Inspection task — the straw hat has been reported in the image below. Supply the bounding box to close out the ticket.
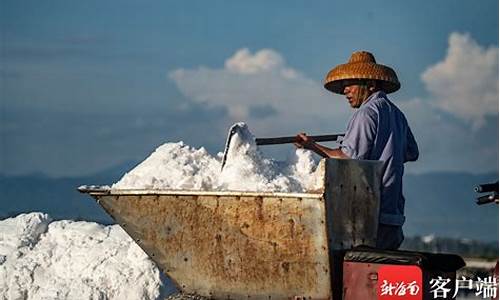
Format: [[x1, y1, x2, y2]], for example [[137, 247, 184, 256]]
[[324, 51, 400, 94]]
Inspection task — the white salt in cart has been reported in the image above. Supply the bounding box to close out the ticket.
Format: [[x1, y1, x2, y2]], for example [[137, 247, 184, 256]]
[[79, 158, 382, 299]]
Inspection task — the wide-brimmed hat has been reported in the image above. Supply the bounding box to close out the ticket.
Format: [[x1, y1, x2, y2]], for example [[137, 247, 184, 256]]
[[324, 51, 400, 94]]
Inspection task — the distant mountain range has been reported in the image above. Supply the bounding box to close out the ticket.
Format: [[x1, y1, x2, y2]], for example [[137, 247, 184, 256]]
[[1, 161, 498, 244]]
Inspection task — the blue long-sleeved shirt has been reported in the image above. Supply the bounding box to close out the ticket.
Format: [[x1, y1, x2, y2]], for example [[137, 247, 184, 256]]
[[340, 91, 419, 226]]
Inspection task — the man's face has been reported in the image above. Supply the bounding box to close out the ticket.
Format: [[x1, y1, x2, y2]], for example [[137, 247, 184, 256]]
[[342, 80, 370, 108]]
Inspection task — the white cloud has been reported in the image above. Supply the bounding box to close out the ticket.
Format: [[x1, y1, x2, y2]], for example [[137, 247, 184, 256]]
[[169, 48, 351, 137], [226, 48, 278, 73], [421, 32, 498, 129], [405, 32, 499, 173]]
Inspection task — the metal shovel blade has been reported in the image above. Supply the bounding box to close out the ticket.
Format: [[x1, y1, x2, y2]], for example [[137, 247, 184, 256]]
[[220, 123, 246, 171]]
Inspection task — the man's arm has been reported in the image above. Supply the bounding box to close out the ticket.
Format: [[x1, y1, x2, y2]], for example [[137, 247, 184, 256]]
[[405, 127, 419, 162], [295, 133, 350, 159], [295, 108, 377, 159]]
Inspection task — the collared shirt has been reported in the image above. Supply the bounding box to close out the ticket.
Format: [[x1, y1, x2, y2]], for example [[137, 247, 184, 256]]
[[340, 91, 419, 226]]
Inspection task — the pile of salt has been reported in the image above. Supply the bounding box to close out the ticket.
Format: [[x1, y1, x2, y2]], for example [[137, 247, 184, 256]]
[[113, 123, 323, 192], [0, 213, 173, 299]]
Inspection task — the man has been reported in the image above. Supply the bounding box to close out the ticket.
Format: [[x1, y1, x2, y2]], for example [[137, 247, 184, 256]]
[[295, 51, 419, 250]]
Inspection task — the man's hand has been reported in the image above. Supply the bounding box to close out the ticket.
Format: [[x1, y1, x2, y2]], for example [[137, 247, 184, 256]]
[[294, 133, 316, 150], [294, 132, 350, 159]]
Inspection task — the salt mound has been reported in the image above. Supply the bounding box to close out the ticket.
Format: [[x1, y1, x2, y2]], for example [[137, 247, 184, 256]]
[[112, 142, 221, 190], [113, 123, 323, 192], [0, 213, 173, 300]]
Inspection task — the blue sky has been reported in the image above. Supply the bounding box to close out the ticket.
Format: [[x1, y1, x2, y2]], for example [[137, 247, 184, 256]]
[[1, 0, 498, 177]]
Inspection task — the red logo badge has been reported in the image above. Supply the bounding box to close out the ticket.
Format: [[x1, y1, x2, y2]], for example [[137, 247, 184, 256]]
[[378, 265, 423, 300]]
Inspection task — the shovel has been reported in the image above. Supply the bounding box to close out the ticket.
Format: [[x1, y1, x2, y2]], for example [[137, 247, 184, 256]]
[[220, 123, 344, 170]]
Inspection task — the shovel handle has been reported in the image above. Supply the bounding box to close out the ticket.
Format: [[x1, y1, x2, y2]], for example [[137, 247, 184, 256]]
[[255, 134, 344, 146]]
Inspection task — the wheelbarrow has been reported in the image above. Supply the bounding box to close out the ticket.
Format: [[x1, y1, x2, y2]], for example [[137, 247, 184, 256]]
[[79, 158, 383, 300]]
